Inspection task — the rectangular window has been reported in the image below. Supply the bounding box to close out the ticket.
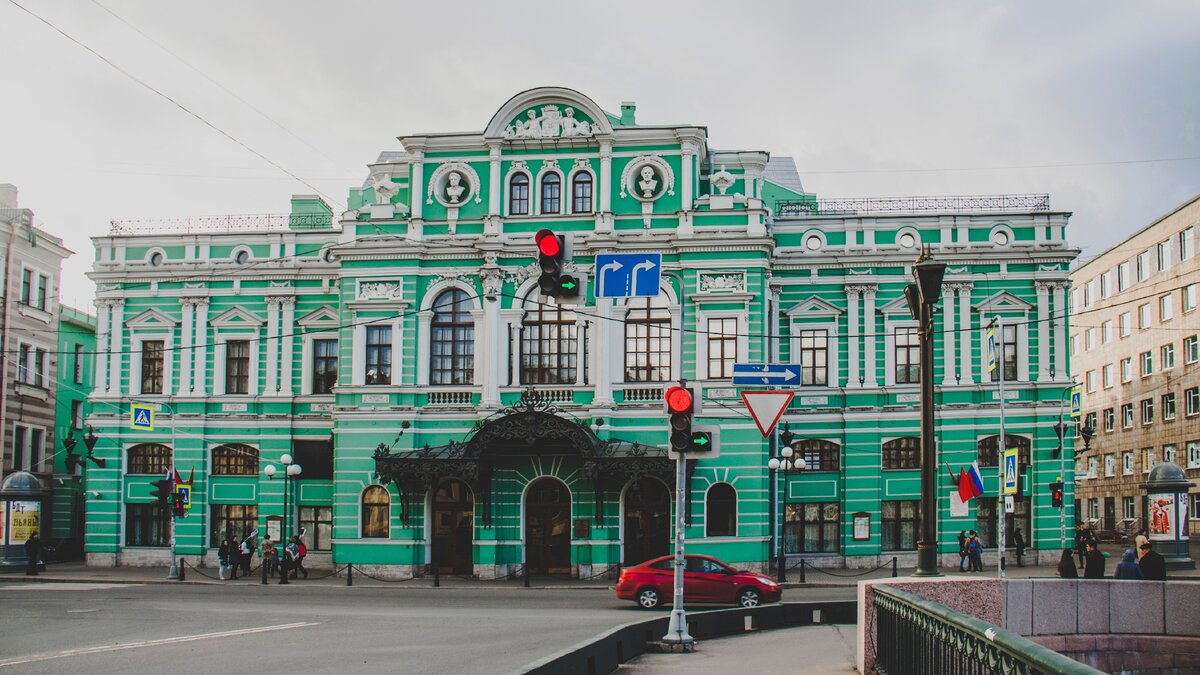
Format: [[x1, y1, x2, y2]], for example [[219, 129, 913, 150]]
[[300, 506, 333, 551], [140, 340, 164, 394], [1084, 328, 1095, 350], [312, 339, 338, 394], [1182, 226, 1196, 261], [33, 348, 46, 387], [74, 343, 84, 384], [894, 326, 920, 384], [364, 326, 392, 385], [1187, 336, 1200, 364], [1123, 497, 1136, 520], [1141, 398, 1154, 425], [1184, 284, 1198, 313], [29, 428, 44, 472], [571, 174, 593, 213], [13, 425, 27, 471], [125, 503, 170, 547], [1101, 320, 1112, 344], [71, 400, 84, 430], [1104, 454, 1115, 477], [1143, 448, 1156, 473], [1186, 387, 1200, 417], [1085, 412, 1098, 436], [1122, 403, 1134, 429], [798, 329, 828, 386], [623, 299, 671, 383], [1163, 344, 1176, 370], [1123, 451, 1134, 475], [1137, 250, 1150, 281], [1157, 240, 1171, 271], [881, 500, 919, 551], [1088, 499, 1099, 520], [36, 275, 47, 310], [1140, 351, 1153, 377], [1070, 334, 1079, 356], [20, 269, 31, 305], [1102, 364, 1113, 389], [1088, 457, 1098, 479], [784, 502, 840, 554], [1138, 303, 1151, 330], [1119, 312, 1131, 337], [224, 340, 250, 394], [17, 344, 29, 383], [1163, 393, 1177, 421], [1165, 444, 1178, 465], [209, 504, 258, 547], [989, 324, 1019, 382], [1117, 261, 1130, 291], [706, 317, 739, 379], [1161, 294, 1174, 322], [1085, 370, 1096, 393], [1104, 408, 1115, 432], [1189, 441, 1200, 469], [1120, 357, 1132, 383], [1099, 271, 1111, 298]]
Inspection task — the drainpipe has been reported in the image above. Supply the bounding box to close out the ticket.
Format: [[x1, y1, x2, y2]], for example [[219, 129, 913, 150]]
[[0, 220, 19, 484]]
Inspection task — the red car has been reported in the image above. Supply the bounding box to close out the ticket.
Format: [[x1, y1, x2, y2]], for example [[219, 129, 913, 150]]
[[616, 554, 782, 609]]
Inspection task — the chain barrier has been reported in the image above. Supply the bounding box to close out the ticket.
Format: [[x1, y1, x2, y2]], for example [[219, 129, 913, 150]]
[[450, 564, 525, 582], [296, 564, 347, 581], [181, 559, 262, 580], [791, 558, 897, 578], [576, 565, 619, 581], [346, 564, 428, 584]]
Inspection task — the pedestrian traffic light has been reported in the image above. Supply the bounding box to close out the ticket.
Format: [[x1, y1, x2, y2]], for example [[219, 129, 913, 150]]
[[150, 478, 173, 511], [172, 492, 186, 518], [665, 385, 709, 452], [1050, 480, 1064, 508], [535, 229, 578, 298]]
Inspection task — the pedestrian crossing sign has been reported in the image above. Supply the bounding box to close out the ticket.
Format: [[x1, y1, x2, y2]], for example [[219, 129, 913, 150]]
[[130, 404, 155, 431], [986, 326, 997, 374], [1003, 448, 1019, 496]]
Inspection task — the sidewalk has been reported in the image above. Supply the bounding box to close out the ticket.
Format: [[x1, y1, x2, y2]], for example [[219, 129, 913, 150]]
[[618, 623, 857, 674]]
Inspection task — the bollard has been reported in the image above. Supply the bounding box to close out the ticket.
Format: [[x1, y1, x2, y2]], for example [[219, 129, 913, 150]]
[[799, 559, 806, 584], [346, 563, 353, 587], [523, 564, 530, 588], [261, 557, 268, 584], [178, 560, 186, 581], [891, 556, 898, 577], [433, 566, 440, 588]]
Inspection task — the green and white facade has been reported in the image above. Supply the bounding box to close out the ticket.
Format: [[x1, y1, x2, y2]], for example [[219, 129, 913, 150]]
[[84, 87, 1079, 574]]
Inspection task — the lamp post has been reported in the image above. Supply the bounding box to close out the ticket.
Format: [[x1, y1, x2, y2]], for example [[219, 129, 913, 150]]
[[264, 454, 301, 585], [907, 248, 947, 577], [769, 423, 806, 582]]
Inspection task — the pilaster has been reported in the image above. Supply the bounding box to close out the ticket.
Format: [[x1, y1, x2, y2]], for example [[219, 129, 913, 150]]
[[1035, 281, 1053, 381], [279, 297, 295, 396], [845, 286, 862, 386], [862, 286, 878, 388], [179, 299, 195, 394], [193, 299, 209, 396], [957, 284, 974, 384], [265, 297, 281, 395], [941, 283, 958, 385]]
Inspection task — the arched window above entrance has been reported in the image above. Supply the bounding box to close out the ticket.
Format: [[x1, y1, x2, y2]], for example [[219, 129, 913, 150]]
[[624, 294, 672, 383], [212, 444, 258, 475], [706, 483, 737, 537], [520, 292, 578, 385], [977, 434, 1031, 467], [361, 485, 390, 538], [127, 443, 170, 475], [430, 289, 475, 386]]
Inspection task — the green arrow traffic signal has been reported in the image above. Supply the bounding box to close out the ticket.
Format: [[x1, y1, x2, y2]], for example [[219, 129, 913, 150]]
[[690, 432, 712, 450], [559, 275, 579, 296]]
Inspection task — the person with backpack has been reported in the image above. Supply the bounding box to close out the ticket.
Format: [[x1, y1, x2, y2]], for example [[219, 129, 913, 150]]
[[280, 537, 299, 584], [290, 536, 308, 579], [261, 536, 278, 578], [239, 535, 254, 576], [967, 531, 984, 572]]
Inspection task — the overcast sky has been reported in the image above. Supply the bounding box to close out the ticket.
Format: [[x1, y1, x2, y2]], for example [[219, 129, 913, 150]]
[[2, 1, 1198, 311]]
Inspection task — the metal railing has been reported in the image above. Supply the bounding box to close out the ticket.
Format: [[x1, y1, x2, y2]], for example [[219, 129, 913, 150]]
[[776, 193, 1051, 217], [872, 585, 1102, 675], [109, 212, 332, 234]]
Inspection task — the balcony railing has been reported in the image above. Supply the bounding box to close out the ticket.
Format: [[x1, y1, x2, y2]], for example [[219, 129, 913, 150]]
[[109, 213, 332, 235], [776, 193, 1051, 217], [872, 585, 1100, 675]]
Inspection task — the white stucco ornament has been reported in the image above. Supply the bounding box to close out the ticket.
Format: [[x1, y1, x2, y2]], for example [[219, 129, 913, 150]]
[[371, 173, 399, 205], [358, 281, 403, 300], [710, 165, 736, 196], [620, 154, 675, 202], [427, 162, 482, 207], [504, 104, 596, 139]]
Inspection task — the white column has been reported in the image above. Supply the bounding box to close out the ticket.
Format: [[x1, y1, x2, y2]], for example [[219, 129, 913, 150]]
[[846, 287, 861, 387], [280, 297, 295, 396], [415, 310, 434, 387], [1035, 282, 1051, 381], [480, 271, 503, 407], [679, 142, 695, 211], [508, 316, 522, 386], [108, 300, 125, 396], [487, 142, 502, 216], [593, 298, 614, 406], [265, 298, 280, 395], [599, 142, 613, 212], [410, 151, 424, 220], [95, 300, 111, 394], [1054, 283, 1069, 381], [863, 288, 878, 388], [958, 285, 974, 384], [942, 284, 957, 386], [575, 318, 588, 386], [163, 325, 175, 398], [193, 299, 209, 395], [179, 299, 194, 395]]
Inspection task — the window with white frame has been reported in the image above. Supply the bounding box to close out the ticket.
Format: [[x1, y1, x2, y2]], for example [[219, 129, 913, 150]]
[[11, 424, 45, 473], [1123, 496, 1136, 520], [521, 294, 577, 384], [1165, 444, 1178, 465], [1087, 457, 1098, 479], [571, 171, 593, 213], [1104, 454, 1115, 477], [798, 329, 829, 386], [1164, 392, 1177, 421], [1142, 448, 1156, 472], [20, 269, 31, 305], [1140, 351, 1153, 377], [429, 289, 474, 386], [1138, 303, 1151, 329], [1089, 498, 1099, 519], [1070, 334, 1079, 356], [1122, 403, 1134, 429], [540, 172, 562, 214], [140, 340, 165, 394], [311, 339, 338, 394], [1104, 408, 1115, 432], [1085, 411, 1097, 436], [1157, 239, 1171, 271], [1182, 226, 1196, 261], [1102, 364, 1113, 389], [1085, 370, 1096, 393], [1187, 336, 1200, 364], [1101, 320, 1112, 344], [1161, 294, 1174, 322], [1119, 312, 1131, 337], [71, 399, 84, 429], [224, 340, 250, 395], [1137, 250, 1150, 281], [1123, 451, 1134, 475], [988, 323, 1019, 382], [1141, 398, 1154, 425], [1117, 261, 1130, 291], [1084, 328, 1095, 350], [624, 296, 672, 383], [364, 325, 393, 385], [705, 317, 740, 379], [508, 173, 530, 215], [895, 326, 919, 384], [1099, 271, 1111, 298], [1120, 357, 1132, 382], [1188, 441, 1200, 469], [1163, 343, 1176, 370], [1185, 387, 1199, 417], [1184, 284, 1198, 313]]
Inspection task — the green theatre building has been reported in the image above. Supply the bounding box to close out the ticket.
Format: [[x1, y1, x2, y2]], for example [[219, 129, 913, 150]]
[[83, 87, 1079, 575]]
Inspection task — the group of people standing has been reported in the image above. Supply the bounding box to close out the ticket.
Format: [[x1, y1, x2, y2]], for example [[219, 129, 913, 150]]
[[216, 534, 308, 582], [1060, 529, 1168, 580]]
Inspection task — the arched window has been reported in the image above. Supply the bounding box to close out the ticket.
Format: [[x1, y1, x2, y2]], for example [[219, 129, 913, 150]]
[[361, 485, 390, 538], [509, 174, 530, 215], [706, 483, 737, 536], [977, 434, 1031, 467], [882, 437, 919, 470], [624, 295, 671, 382], [127, 443, 171, 475], [212, 444, 258, 475], [571, 172, 593, 213], [430, 289, 475, 385], [541, 173, 561, 214], [520, 292, 577, 384], [794, 439, 839, 471]]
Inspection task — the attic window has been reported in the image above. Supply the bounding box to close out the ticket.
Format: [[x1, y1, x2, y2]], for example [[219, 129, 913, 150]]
[[148, 252, 163, 267], [805, 235, 822, 251], [993, 230, 1010, 246], [235, 250, 250, 265]]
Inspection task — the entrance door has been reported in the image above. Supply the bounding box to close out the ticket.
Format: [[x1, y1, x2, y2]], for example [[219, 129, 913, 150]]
[[623, 478, 670, 565], [525, 478, 571, 575], [1104, 497, 1116, 532], [432, 480, 473, 575]]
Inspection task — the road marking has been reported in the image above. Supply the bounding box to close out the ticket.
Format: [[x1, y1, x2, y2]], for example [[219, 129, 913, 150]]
[[0, 583, 138, 591], [0, 622, 319, 668]]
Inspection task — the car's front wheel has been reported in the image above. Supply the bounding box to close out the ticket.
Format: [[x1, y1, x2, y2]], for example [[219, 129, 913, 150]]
[[737, 588, 762, 608], [637, 587, 661, 609]]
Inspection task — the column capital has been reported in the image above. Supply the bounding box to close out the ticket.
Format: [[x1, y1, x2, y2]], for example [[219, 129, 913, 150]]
[[1034, 280, 1058, 293], [845, 282, 877, 295], [944, 281, 974, 293], [96, 298, 125, 308]]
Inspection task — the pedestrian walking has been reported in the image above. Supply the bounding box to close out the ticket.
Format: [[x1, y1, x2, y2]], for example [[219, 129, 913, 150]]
[[24, 532, 41, 576], [239, 536, 254, 576], [262, 536, 278, 578], [1138, 542, 1167, 581], [1084, 541, 1106, 579], [1075, 524, 1095, 569], [229, 536, 241, 580], [1114, 549, 1144, 579], [217, 539, 231, 580], [967, 531, 984, 572], [289, 536, 308, 579], [280, 537, 299, 584], [1057, 548, 1078, 578], [957, 531, 968, 572], [1012, 528, 1026, 567]]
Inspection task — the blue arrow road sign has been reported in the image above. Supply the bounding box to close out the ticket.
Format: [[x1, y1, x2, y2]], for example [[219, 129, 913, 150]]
[[732, 363, 801, 386], [595, 253, 662, 298]]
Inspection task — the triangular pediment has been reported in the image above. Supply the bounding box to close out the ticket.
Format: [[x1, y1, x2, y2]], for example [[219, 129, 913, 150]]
[[878, 294, 915, 316], [210, 306, 264, 328], [127, 308, 177, 329], [786, 296, 843, 318], [973, 291, 1033, 313], [298, 306, 339, 327]]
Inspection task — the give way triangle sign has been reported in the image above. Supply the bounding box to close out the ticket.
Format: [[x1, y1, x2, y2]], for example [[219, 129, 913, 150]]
[[740, 390, 794, 438]]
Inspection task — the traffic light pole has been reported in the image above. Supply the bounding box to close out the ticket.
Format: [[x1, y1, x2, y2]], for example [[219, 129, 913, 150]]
[[664, 415, 693, 646]]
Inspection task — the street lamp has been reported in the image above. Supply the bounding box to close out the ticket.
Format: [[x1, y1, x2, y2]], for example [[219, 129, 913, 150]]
[[82, 426, 106, 468], [907, 248, 946, 577], [264, 454, 301, 585], [768, 424, 806, 582]]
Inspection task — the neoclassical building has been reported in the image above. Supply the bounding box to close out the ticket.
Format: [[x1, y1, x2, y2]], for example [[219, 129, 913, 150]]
[[83, 87, 1078, 574]]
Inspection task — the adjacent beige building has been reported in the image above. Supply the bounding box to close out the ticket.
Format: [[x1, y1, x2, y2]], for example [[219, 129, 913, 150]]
[[1071, 194, 1200, 535]]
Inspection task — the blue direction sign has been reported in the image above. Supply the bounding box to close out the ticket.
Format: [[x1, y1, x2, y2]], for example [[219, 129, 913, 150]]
[[595, 253, 662, 298], [732, 363, 801, 386]]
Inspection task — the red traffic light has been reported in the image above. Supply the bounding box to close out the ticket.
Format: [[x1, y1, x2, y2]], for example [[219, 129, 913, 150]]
[[665, 386, 693, 414], [535, 229, 561, 257]]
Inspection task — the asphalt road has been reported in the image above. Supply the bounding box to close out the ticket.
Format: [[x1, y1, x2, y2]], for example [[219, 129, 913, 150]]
[[0, 582, 855, 674]]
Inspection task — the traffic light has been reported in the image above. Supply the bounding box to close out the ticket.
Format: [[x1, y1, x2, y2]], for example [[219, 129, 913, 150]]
[[172, 491, 186, 518], [665, 385, 710, 452], [1050, 480, 1064, 508], [535, 229, 578, 298], [150, 478, 173, 512]]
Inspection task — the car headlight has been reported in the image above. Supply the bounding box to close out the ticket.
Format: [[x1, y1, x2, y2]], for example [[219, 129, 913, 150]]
[[756, 577, 778, 586]]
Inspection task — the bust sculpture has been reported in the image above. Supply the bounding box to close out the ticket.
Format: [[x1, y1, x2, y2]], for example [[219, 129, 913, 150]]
[[445, 172, 465, 204], [638, 166, 658, 198]]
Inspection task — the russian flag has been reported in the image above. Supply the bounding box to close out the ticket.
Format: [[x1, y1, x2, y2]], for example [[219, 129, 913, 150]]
[[958, 462, 985, 502]]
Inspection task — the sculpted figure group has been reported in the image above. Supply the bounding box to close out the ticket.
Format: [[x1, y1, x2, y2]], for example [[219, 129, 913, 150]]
[[504, 105, 596, 139]]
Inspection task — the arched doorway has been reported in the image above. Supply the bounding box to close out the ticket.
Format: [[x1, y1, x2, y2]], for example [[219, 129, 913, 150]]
[[431, 480, 473, 575], [623, 477, 670, 565], [525, 478, 571, 575]]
